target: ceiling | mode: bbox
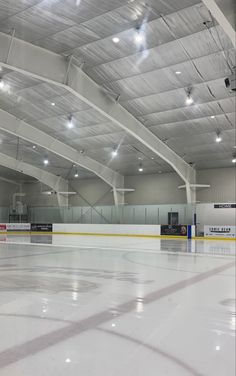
[0,0,235,183]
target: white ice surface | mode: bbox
[0,235,235,376]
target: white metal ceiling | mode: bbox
[0,0,235,182]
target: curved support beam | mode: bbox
[0,109,124,194]
[0,151,69,207]
[202,0,236,48]
[0,32,195,189]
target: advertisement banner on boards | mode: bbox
[31,224,52,232]
[204,225,236,238]
[161,225,187,236]
[0,224,6,232]
[7,223,31,232]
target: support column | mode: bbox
[113,188,125,224]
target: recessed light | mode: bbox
[112,37,120,44]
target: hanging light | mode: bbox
[67,115,74,129]
[186,95,193,105]
[215,131,222,143]
[112,148,118,157]
[138,163,143,172]
[112,37,120,44]
[74,172,79,178]
[134,27,145,45]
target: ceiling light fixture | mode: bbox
[67,115,74,129]
[74,172,79,178]
[185,87,194,105]
[211,115,215,119]
[232,156,236,163]
[112,148,118,157]
[134,28,144,45]
[186,95,193,105]
[138,163,143,172]
[51,102,55,106]
[112,37,120,44]
[43,158,49,166]
[32,145,36,149]
[215,132,222,143]
[175,71,181,75]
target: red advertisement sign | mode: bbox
[0,224,7,232]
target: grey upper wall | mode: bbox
[125,172,186,205]
[197,167,236,203]
[0,167,235,207]
[69,178,114,207]
[0,181,19,206]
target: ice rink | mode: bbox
[0,235,235,376]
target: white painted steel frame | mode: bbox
[0,151,69,206]
[202,0,236,48]
[0,109,124,192]
[0,32,196,202]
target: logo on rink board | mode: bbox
[31,223,52,232]
[204,225,236,238]
[161,225,187,236]
[0,224,6,232]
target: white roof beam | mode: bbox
[0,151,69,206]
[0,32,195,188]
[0,109,124,191]
[202,0,236,48]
